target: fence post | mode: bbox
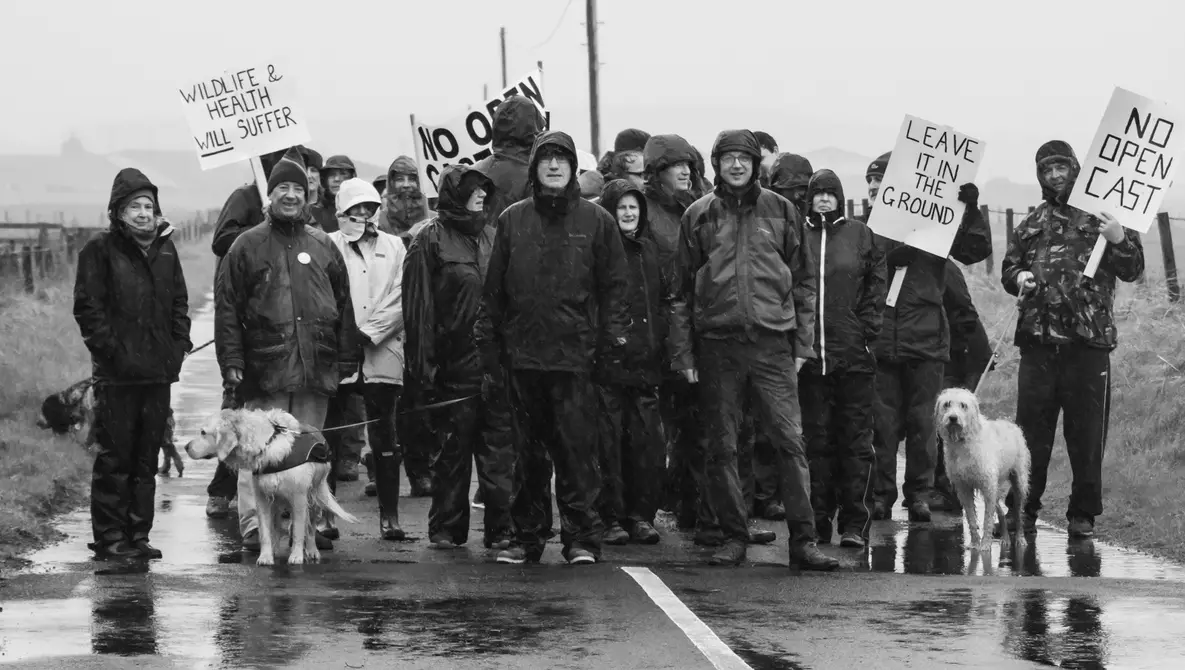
[1005,208,1015,247]
[846,199,855,219]
[21,245,34,293]
[981,204,993,274]
[1157,212,1180,302]
[861,198,869,220]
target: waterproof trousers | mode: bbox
[327,383,402,521]
[325,388,367,492]
[697,334,817,544]
[237,391,329,536]
[661,376,713,529]
[1015,343,1110,521]
[596,383,665,528]
[397,395,434,485]
[509,369,604,560]
[206,381,241,499]
[800,369,877,540]
[90,384,172,545]
[873,359,943,508]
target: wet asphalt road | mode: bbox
[4,304,1185,669]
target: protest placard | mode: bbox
[1067,86,1184,277]
[867,114,985,305]
[177,58,311,172]
[411,68,550,198]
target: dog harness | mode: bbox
[255,428,330,475]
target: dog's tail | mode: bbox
[312,480,360,524]
[1010,441,1033,535]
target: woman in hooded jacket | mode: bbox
[74,168,192,559]
[798,169,887,549]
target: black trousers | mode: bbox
[91,384,172,545]
[800,369,877,538]
[510,369,604,560]
[207,381,241,499]
[873,358,943,508]
[1015,343,1111,521]
[326,383,401,516]
[596,383,665,527]
[324,386,368,491]
[661,377,713,529]
[397,395,434,484]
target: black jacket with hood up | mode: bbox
[403,165,496,395]
[642,134,698,272]
[473,96,546,220]
[477,131,631,374]
[597,179,671,386]
[74,168,192,385]
[801,169,886,375]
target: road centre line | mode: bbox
[621,567,753,670]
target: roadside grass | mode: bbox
[0,236,215,568]
[967,269,1185,563]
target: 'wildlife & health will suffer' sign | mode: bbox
[868,115,986,258]
[178,58,311,170]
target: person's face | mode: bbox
[307,167,320,195]
[536,151,573,190]
[867,175,882,201]
[325,169,352,195]
[1041,161,1073,194]
[616,194,641,234]
[718,152,754,189]
[270,182,307,218]
[392,174,418,195]
[120,196,156,233]
[346,202,378,223]
[466,186,487,212]
[812,192,838,214]
[658,161,692,194]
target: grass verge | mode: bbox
[0,235,215,570]
[968,269,1185,563]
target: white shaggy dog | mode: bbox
[184,408,358,566]
[934,387,1031,551]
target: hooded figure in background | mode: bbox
[606,128,650,189]
[477,130,631,565]
[768,153,815,217]
[1000,140,1144,539]
[474,96,547,220]
[311,154,357,233]
[74,168,191,559]
[403,164,516,550]
[380,156,433,239]
[797,169,886,548]
[594,179,671,546]
[305,148,324,207]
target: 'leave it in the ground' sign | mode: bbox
[1068,86,1184,234]
[178,58,311,170]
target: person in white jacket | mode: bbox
[326,179,408,540]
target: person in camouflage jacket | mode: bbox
[1001,139,1144,539]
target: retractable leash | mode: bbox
[972,284,1033,396]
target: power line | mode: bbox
[530,0,575,51]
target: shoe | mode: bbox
[429,535,459,550]
[995,512,1038,539]
[364,481,377,497]
[708,540,747,566]
[908,501,932,522]
[485,537,512,551]
[497,547,528,564]
[380,516,405,541]
[409,476,434,497]
[319,513,340,540]
[361,448,374,475]
[337,461,360,482]
[603,523,630,545]
[567,548,597,565]
[205,496,232,519]
[1067,516,1094,538]
[747,522,776,545]
[815,519,834,545]
[839,532,866,549]
[133,540,163,559]
[241,529,261,552]
[761,501,787,521]
[91,540,139,559]
[315,532,334,551]
[872,500,889,521]
[694,528,725,547]
[631,521,661,545]
[929,493,963,513]
[789,541,840,571]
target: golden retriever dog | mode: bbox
[184,408,358,566]
[934,387,1031,551]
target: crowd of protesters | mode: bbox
[73,101,1143,566]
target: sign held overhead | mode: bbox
[178,58,311,170]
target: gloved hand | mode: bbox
[338,362,359,382]
[958,183,979,209]
[886,245,918,268]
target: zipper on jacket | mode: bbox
[819,225,827,375]
[638,248,656,354]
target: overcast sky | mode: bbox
[3,0,1182,182]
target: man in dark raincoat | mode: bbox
[473,96,547,223]
[478,130,631,565]
[75,168,191,559]
[404,164,515,550]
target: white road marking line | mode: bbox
[621,566,753,670]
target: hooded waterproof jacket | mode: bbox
[801,169,886,375]
[380,155,434,238]
[642,134,697,271]
[669,130,817,371]
[74,168,192,386]
[473,96,546,219]
[477,131,631,373]
[597,179,671,386]
[215,209,360,399]
[403,165,497,394]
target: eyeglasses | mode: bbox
[719,154,753,167]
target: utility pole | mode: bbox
[585,0,601,157]
[500,26,508,88]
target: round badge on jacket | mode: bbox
[297,252,311,265]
